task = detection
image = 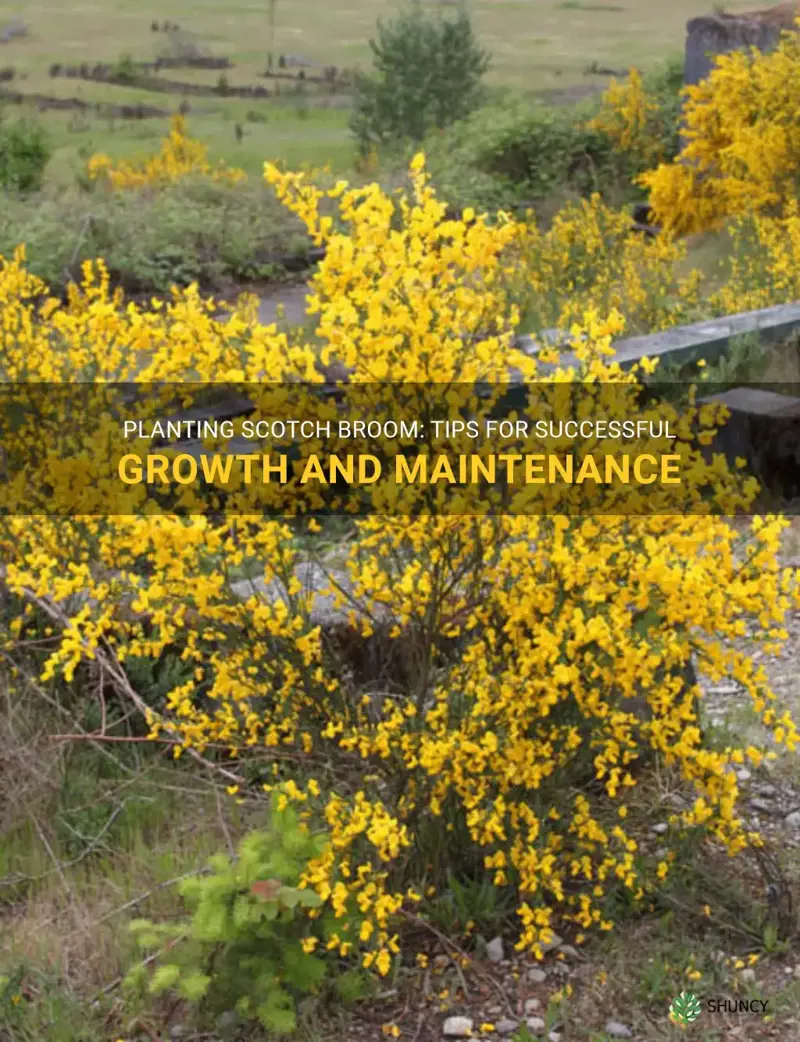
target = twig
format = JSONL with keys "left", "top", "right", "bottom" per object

{"left": 63, "top": 212, "right": 95, "bottom": 287}
{"left": 46, "top": 732, "right": 299, "bottom": 758}
{"left": 399, "top": 910, "right": 513, "bottom": 1014}
{"left": 93, "top": 867, "right": 211, "bottom": 925}
{"left": 216, "top": 785, "right": 235, "bottom": 857}
{"left": 13, "top": 586, "right": 245, "bottom": 786}
{"left": 2, "top": 802, "right": 131, "bottom": 890}
{"left": 30, "top": 812, "right": 73, "bottom": 899}
{"left": 0, "top": 649, "right": 134, "bottom": 775}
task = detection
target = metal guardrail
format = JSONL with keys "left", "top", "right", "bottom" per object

{"left": 139, "top": 300, "right": 800, "bottom": 454}
{"left": 514, "top": 301, "right": 800, "bottom": 373}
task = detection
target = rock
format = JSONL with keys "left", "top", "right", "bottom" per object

{"left": 651, "top": 822, "right": 668, "bottom": 835}
{"left": 785, "top": 810, "right": 800, "bottom": 829}
{"left": 539, "top": 932, "right": 563, "bottom": 953}
{"left": 282, "top": 53, "right": 314, "bottom": 68}
{"left": 708, "top": 682, "right": 739, "bottom": 696}
{"left": 685, "top": 8, "right": 798, "bottom": 87}
{"left": 524, "top": 998, "right": 541, "bottom": 1013}
{"left": 0, "top": 19, "right": 27, "bottom": 43}
{"left": 525, "top": 1016, "right": 546, "bottom": 1032}
{"left": 443, "top": 1016, "right": 474, "bottom": 1037}
{"left": 228, "top": 561, "right": 355, "bottom": 626}
{"left": 736, "top": 768, "right": 752, "bottom": 782}
{"left": 757, "top": 784, "right": 777, "bottom": 797}
{"left": 486, "top": 936, "right": 505, "bottom": 963}
{"left": 528, "top": 967, "right": 548, "bottom": 983}
{"left": 557, "top": 944, "right": 580, "bottom": 958}
{"left": 548, "top": 1034, "right": 561, "bottom": 1042}
{"left": 495, "top": 1019, "right": 519, "bottom": 1036}
{"left": 605, "top": 1021, "right": 633, "bottom": 1038}
{"left": 749, "top": 798, "right": 774, "bottom": 813}
{"left": 215, "top": 1011, "right": 240, "bottom": 1033}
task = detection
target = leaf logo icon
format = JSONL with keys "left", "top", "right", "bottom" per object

{"left": 669, "top": 991, "right": 702, "bottom": 1026}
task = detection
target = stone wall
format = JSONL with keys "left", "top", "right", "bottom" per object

{"left": 684, "top": 2, "right": 800, "bottom": 85}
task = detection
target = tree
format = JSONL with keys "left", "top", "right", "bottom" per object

{"left": 350, "top": 3, "right": 489, "bottom": 156}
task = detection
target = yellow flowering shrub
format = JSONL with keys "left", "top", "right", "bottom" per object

{"left": 707, "top": 200, "right": 800, "bottom": 315}
{"left": 507, "top": 193, "right": 703, "bottom": 335}
{"left": 86, "top": 114, "right": 247, "bottom": 190}
{"left": 638, "top": 19, "right": 800, "bottom": 234}
{"left": 1, "top": 156, "right": 798, "bottom": 976}
{"left": 585, "top": 68, "right": 666, "bottom": 170}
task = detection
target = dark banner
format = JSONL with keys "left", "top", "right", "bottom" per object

{"left": 0, "top": 381, "right": 798, "bottom": 515}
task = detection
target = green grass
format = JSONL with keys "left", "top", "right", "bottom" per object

{"left": 34, "top": 102, "right": 354, "bottom": 186}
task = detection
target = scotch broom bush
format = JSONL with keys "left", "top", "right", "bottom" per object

{"left": 87, "top": 114, "right": 247, "bottom": 190}
{"left": 585, "top": 68, "right": 668, "bottom": 174}
{"left": 638, "top": 18, "right": 800, "bottom": 234}
{"left": 505, "top": 193, "right": 704, "bottom": 335}
{"left": 0, "top": 157, "right": 798, "bottom": 996}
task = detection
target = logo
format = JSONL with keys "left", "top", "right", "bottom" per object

{"left": 669, "top": 991, "right": 702, "bottom": 1027}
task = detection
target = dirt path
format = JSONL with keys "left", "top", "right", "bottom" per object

{"left": 256, "top": 282, "right": 312, "bottom": 328}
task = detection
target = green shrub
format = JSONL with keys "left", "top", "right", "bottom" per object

{"left": 420, "top": 57, "right": 685, "bottom": 215}
{"left": 111, "top": 52, "right": 140, "bottom": 85}
{"left": 421, "top": 94, "right": 622, "bottom": 213}
{"left": 0, "top": 117, "right": 50, "bottom": 192}
{"left": 124, "top": 803, "right": 363, "bottom": 1035}
{"left": 0, "top": 177, "right": 309, "bottom": 294}
{"left": 350, "top": 4, "right": 489, "bottom": 156}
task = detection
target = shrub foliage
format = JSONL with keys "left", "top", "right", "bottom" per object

{"left": 639, "top": 20, "right": 800, "bottom": 233}
{"left": 0, "top": 176, "right": 308, "bottom": 294}
{"left": 350, "top": 4, "right": 489, "bottom": 155}
{"left": 0, "top": 116, "right": 50, "bottom": 192}
{"left": 420, "top": 58, "right": 684, "bottom": 214}
{"left": 125, "top": 801, "right": 366, "bottom": 1034}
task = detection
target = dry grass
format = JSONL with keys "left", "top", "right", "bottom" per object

{"left": 0, "top": 0, "right": 772, "bottom": 181}
{"left": 0, "top": 668, "right": 249, "bottom": 1007}
{"left": 0, "top": 0, "right": 774, "bottom": 93}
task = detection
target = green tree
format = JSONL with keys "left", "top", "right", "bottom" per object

{"left": 350, "top": 2, "right": 489, "bottom": 156}
{"left": 0, "top": 117, "right": 50, "bottom": 192}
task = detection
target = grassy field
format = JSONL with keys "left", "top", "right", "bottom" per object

{"left": 0, "top": 0, "right": 772, "bottom": 177}
{"left": 34, "top": 105, "right": 354, "bottom": 185}
{"left": 0, "top": 0, "right": 769, "bottom": 89}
